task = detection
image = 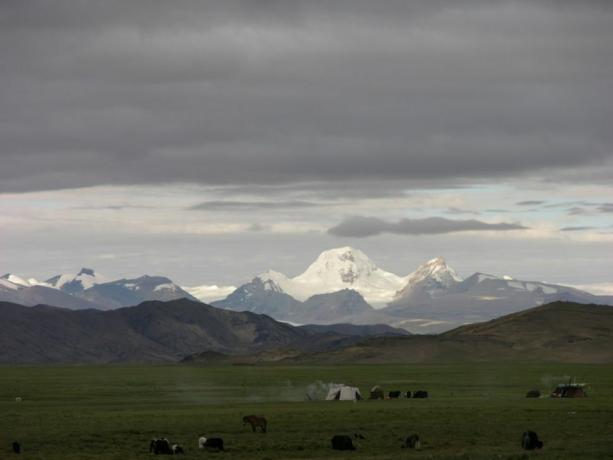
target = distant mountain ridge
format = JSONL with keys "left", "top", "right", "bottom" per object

{"left": 0, "top": 299, "right": 409, "bottom": 363}
{"left": 2, "top": 247, "right": 612, "bottom": 333}
{"left": 285, "top": 302, "right": 613, "bottom": 364}
{"left": 0, "top": 269, "right": 195, "bottom": 311}
{"left": 209, "top": 247, "right": 613, "bottom": 332}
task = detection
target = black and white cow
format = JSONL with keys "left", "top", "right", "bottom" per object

{"left": 331, "top": 435, "right": 355, "bottom": 451}
{"left": 198, "top": 436, "right": 224, "bottom": 451}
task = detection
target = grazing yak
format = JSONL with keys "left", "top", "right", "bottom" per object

{"left": 388, "top": 391, "right": 401, "bottom": 399}
{"left": 149, "top": 438, "right": 173, "bottom": 455}
{"left": 12, "top": 441, "right": 21, "bottom": 454}
{"left": 402, "top": 434, "right": 421, "bottom": 449}
{"left": 405, "top": 391, "right": 412, "bottom": 398}
{"left": 331, "top": 435, "right": 355, "bottom": 451}
{"left": 522, "top": 431, "right": 544, "bottom": 450}
{"left": 199, "top": 436, "right": 224, "bottom": 451}
{"left": 171, "top": 444, "right": 184, "bottom": 455}
{"left": 243, "top": 415, "right": 267, "bottom": 433}
{"left": 413, "top": 390, "right": 428, "bottom": 398}
{"left": 526, "top": 389, "right": 541, "bottom": 398}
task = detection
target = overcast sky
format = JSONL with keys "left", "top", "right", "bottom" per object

{"left": 1, "top": 1, "right": 612, "bottom": 292}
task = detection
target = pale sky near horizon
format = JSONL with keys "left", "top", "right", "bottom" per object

{"left": 1, "top": 1, "right": 612, "bottom": 292}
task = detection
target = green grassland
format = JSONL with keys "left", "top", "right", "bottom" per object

{"left": 1, "top": 363, "right": 612, "bottom": 459}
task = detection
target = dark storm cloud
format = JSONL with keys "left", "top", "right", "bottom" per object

{"left": 189, "top": 200, "right": 323, "bottom": 211}
{"left": 328, "top": 216, "right": 528, "bottom": 237}
{"left": 1, "top": 0, "right": 613, "bottom": 192}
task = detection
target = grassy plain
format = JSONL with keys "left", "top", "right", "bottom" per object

{"left": 1, "top": 363, "right": 612, "bottom": 459}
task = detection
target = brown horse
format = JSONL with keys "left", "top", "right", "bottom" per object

{"left": 243, "top": 415, "right": 267, "bottom": 433}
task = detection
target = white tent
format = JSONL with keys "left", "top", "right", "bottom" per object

{"left": 326, "top": 384, "right": 362, "bottom": 401}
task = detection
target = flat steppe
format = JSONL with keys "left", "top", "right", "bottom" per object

{"left": 1, "top": 363, "right": 612, "bottom": 459}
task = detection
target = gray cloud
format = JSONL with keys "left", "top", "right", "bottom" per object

{"left": 567, "top": 206, "right": 589, "bottom": 215}
{"left": 188, "top": 200, "right": 324, "bottom": 211}
{"left": 598, "top": 204, "right": 613, "bottom": 213}
{"left": 445, "top": 207, "right": 480, "bottom": 215}
{"left": 1, "top": 1, "right": 613, "bottom": 193}
{"left": 516, "top": 200, "right": 545, "bottom": 206}
{"left": 328, "top": 216, "right": 528, "bottom": 237}
{"left": 560, "top": 226, "right": 595, "bottom": 232}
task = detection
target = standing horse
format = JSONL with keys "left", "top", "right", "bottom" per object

{"left": 242, "top": 415, "right": 267, "bottom": 433}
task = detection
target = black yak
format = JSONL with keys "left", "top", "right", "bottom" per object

{"left": 522, "top": 431, "right": 543, "bottom": 450}
{"left": 388, "top": 391, "right": 401, "bottom": 399}
{"left": 149, "top": 438, "right": 173, "bottom": 455}
{"left": 12, "top": 441, "right": 21, "bottom": 454}
{"left": 402, "top": 434, "right": 421, "bottom": 449}
{"left": 413, "top": 390, "right": 428, "bottom": 398}
{"left": 331, "top": 435, "right": 355, "bottom": 451}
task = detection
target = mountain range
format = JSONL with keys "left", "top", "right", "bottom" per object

{"left": 287, "top": 301, "right": 613, "bottom": 364}
{"left": 1, "top": 269, "right": 197, "bottom": 311}
{"left": 2, "top": 298, "right": 610, "bottom": 364}
{"left": 210, "top": 247, "right": 613, "bottom": 332}
{"left": 2, "top": 247, "right": 612, "bottom": 333}
{"left": 0, "top": 299, "right": 407, "bottom": 363}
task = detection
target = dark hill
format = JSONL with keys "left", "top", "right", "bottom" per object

{"left": 0, "top": 298, "right": 404, "bottom": 363}
{"left": 287, "top": 302, "right": 613, "bottom": 364}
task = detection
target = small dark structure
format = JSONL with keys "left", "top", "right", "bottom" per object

{"left": 388, "top": 390, "right": 401, "bottom": 399}
{"left": 526, "top": 389, "right": 541, "bottom": 398}
{"left": 521, "top": 431, "right": 543, "bottom": 450}
{"left": 551, "top": 379, "right": 587, "bottom": 398}
{"left": 150, "top": 438, "right": 173, "bottom": 455}
{"left": 413, "top": 390, "right": 428, "bottom": 398}
{"left": 331, "top": 435, "right": 355, "bottom": 451}
{"left": 12, "top": 441, "right": 21, "bottom": 454}
{"left": 402, "top": 434, "right": 421, "bottom": 449}
{"left": 243, "top": 414, "right": 267, "bottom": 432}
{"left": 369, "top": 386, "right": 384, "bottom": 400}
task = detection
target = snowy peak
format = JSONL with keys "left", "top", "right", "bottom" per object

{"left": 262, "top": 246, "right": 407, "bottom": 307}
{"left": 295, "top": 246, "right": 379, "bottom": 286}
{"left": 46, "top": 268, "right": 107, "bottom": 293}
{"left": 257, "top": 270, "right": 292, "bottom": 293}
{"left": 395, "top": 257, "right": 462, "bottom": 298}
{"left": 1, "top": 273, "right": 50, "bottom": 288}
{"left": 407, "top": 257, "right": 462, "bottom": 286}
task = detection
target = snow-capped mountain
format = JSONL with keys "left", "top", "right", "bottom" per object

{"left": 183, "top": 284, "right": 237, "bottom": 303}
{"left": 235, "top": 247, "right": 407, "bottom": 308}
{"left": 46, "top": 268, "right": 108, "bottom": 294}
{"left": 77, "top": 275, "right": 198, "bottom": 310}
{"left": 213, "top": 246, "right": 613, "bottom": 332}
{"left": 1, "top": 273, "right": 51, "bottom": 288}
{"left": 394, "top": 256, "right": 462, "bottom": 300}
{"left": 0, "top": 269, "right": 197, "bottom": 311}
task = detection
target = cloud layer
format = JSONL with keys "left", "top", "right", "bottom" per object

{"left": 1, "top": 1, "right": 613, "bottom": 192}
{"left": 328, "top": 216, "right": 528, "bottom": 237}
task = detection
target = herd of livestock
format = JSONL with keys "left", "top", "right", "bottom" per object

{"left": 9, "top": 381, "right": 586, "bottom": 455}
